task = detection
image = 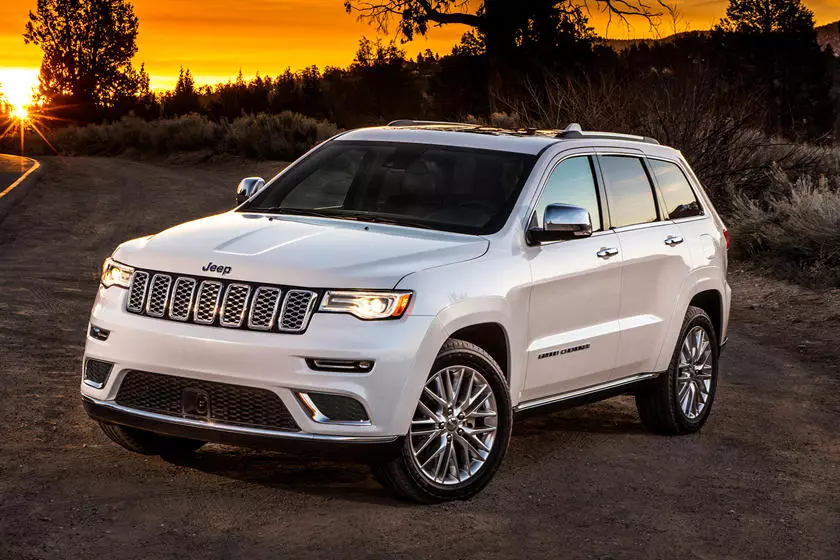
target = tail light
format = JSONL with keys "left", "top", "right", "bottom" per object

{"left": 722, "top": 228, "right": 730, "bottom": 249}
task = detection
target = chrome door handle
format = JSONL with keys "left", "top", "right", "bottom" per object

{"left": 596, "top": 247, "right": 619, "bottom": 258}
{"left": 665, "top": 236, "right": 684, "bottom": 246}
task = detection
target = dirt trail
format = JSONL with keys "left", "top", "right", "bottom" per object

{"left": 1, "top": 157, "right": 837, "bottom": 559}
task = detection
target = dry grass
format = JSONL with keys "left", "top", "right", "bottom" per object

{"left": 47, "top": 112, "right": 338, "bottom": 161}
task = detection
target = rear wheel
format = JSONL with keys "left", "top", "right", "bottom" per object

{"left": 98, "top": 421, "right": 205, "bottom": 455}
{"left": 635, "top": 306, "right": 719, "bottom": 434}
{"left": 372, "top": 339, "right": 512, "bottom": 503}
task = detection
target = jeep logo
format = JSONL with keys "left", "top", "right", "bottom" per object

{"left": 202, "top": 261, "right": 232, "bottom": 275}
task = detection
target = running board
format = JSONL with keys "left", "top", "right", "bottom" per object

{"left": 514, "top": 373, "right": 659, "bottom": 412}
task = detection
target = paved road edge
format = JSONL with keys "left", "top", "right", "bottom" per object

{"left": 0, "top": 156, "right": 41, "bottom": 223}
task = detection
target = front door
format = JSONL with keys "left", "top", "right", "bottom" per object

{"left": 522, "top": 155, "right": 622, "bottom": 402}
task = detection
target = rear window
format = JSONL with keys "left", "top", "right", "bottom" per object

{"left": 648, "top": 159, "right": 703, "bottom": 219}
{"left": 599, "top": 156, "right": 658, "bottom": 228}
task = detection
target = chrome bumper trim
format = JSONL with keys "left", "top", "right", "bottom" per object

{"left": 83, "top": 396, "right": 398, "bottom": 443}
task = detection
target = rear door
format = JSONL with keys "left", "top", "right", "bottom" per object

{"left": 522, "top": 153, "right": 623, "bottom": 402}
{"left": 596, "top": 153, "right": 694, "bottom": 378}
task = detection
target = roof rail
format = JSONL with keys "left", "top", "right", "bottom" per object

{"left": 387, "top": 119, "right": 476, "bottom": 127}
{"left": 556, "top": 123, "right": 659, "bottom": 145}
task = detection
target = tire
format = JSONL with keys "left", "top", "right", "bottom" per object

{"left": 98, "top": 421, "right": 205, "bottom": 455}
{"left": 372, "top": 339, "right": 513, "bottom": 503}
{"left": 635, "top": 306, "right": 719, "bottom": 435}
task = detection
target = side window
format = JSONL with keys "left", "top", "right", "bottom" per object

{"left": 648, "top": 159, "right": 703, "bottom": 219}
{"left": 281, "top": 149, "right": 364, "bottom": 209}
{"left": 599, "top": 156, "right": 658, "bottom": 228}
{"left": 535, "top": 156, "right": 602, "bottom": 231}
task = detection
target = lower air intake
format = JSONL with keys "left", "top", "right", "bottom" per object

{"left": 84, "top": 359, "right": 114, "bottom": 389}
{"left": 115, "top": 370, "right": 300, "bottom": 431}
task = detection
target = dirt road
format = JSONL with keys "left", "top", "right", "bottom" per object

{"left": 1, "top": 157, "right": 837, "bottom": 559}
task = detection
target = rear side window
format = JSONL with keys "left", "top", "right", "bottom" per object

{"left": 599, "top": 156, "right": 658, "bottom": 228}
{"left": 534, "top": 156, "right": 602, "bottom": 231}
{"left": 648, "top": 159, "right": 703, "bottom": 219}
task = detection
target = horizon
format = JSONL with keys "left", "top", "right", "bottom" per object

{"left": 1, "top": 0, "right": 840, "bottom": 99}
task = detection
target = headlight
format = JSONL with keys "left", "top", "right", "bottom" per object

{"left": 319, "top": 290, "right": 412, "bottom": 320}
{"left": 101, "top": 258, "right": 134, "bottom": 288}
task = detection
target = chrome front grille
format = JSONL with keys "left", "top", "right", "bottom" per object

{"left": 125, "top": 270, "right": 319, "bottom": 334}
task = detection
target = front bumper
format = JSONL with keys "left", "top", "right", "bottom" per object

{"left": 82, "top": 285, "right": 447, "bottom": 441}
{"left": 83, "top": 396, "right": 402, "bottom": 459}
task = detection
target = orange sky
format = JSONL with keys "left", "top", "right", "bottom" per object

{"left": 2, "top": 0, "right": 840, "bottom": 92}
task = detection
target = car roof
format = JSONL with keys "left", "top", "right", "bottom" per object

{"left": 336, "top": 122, "right": 679, "bottom": 158}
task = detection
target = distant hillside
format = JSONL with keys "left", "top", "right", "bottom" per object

{"left": 600, "top": 21, "right": 840, "bottom": 53}
{"left": 817, "top": 20, "right": 840, "bottom": 53}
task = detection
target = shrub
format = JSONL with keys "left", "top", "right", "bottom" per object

{"left": 730, "top": 166, "right": 840, "bottom": 286}
{"left": 46, "top": 112, "right": 338, "bottom": 160}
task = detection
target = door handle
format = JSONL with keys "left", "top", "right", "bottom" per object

{"left": 596, "top": 247, "right": 619, "bottom": 258}
{"left": 665, "top": 235, "right": 684, "bottom": 246}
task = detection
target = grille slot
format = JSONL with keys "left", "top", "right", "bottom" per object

{"left": 125, "top": 270, "right": 319, "bottom": 334}
{"left": 146, "top": 274, "right": 173, "bottom": 317}
{"left": 169, "top": 277, "right": 197, "bottom": 321}
{"left": 303, "top": 392, "right": 369, "bottom": 422}
{"left": 279, "top": 290, "right": 317, "bottom": 332}
{"left": 248, "top": 287, "right": 282, "bottom": 330}
{"left": 194, "top": 281, "right": 223, "bottom": 324}
{"left": 220, "top": 284, "right": 251, "bottom": 327}
{"left": 115, "top": 370, "right": 300, "bottom": 431}
{"left": 126, "top": 271, "right": 149, "bottom": 312}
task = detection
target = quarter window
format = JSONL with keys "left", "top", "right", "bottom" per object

{"left": 599, "top": 156, "right": 658, "bottom": 228}
{"left": 534, "top": 156, "right": 602, "bottom": 231}
{"left": 648, "top": 159, "right": 703, "bottom": 219}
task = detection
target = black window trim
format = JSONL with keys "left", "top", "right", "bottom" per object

{"left": 644, "top": 156, "right": 706, "bottom": 222}
{"left": 524, "top": 151, "right": 612, "bottom": 244}
{"left": 594, "top": 153, "right": 663, "bottom": 230}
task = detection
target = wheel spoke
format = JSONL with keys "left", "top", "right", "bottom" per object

{"left": 451, "top": 368, "right": 464, "bottom": 406}
{"left": 423, "top": 386, "right": 448, "bottom": 408}
{"left": 419, "top": 439, "right": 447, "bottom": 469}
{"left": 417, "top": 400, "right": 442, "bottom": 423}
{"left": 413, "top": 430, "right": 443, "bottom": 456}
{"left": 463, "top": 386, "right": 491, "bottom": 416}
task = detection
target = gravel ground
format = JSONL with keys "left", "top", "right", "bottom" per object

{"left": 1, "top": 156, "right": 838, "bottom": 559}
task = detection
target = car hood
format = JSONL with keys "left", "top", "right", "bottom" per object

{"left": 114, "top": 212, "right": 489, "bottom": 288}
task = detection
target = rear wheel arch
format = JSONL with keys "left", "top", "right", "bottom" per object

{"left": 688, "top": 289, "right": 723, "bottom": 342}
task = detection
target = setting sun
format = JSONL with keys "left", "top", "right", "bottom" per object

{"left": 0, "top": 68, "right": 38, "bottom": 111}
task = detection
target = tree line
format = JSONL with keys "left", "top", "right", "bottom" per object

{"left": 8, "top": 0, "right": 839, "bottom": 142}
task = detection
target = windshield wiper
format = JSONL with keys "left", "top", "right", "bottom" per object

{"left": 329, "top": 211, "right": 436, "bottom": 230}
{"left": 246, "top": 207, "right": 436, "bottom": 230}
{"left": 246, "top": 207, "right": 341, "bottom": 219}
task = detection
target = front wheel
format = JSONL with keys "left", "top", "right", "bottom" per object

{"left": 372, "top": 339, "right": 513, "bottom": 503}
{"left": 635, "top": 306, "right": 719, "bottom": 435}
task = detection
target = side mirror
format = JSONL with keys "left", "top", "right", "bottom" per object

{"left": 528, "top": 203, "right": 592, "bottom": 245}
{"left": 235, "top": 177, "right": 265, "bottom": 206}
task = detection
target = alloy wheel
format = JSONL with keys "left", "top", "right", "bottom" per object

{"left": 409, "top": 365, "right": 498, "bottom": 485}
{"left": 677, "top": 325, "right": 714, "bottom": 420}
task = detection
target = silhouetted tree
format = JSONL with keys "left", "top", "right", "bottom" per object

{"left": 720, "top": 0, "right": 814, "bottom": 33}
{"left": 165, "top": 66, "right": 202, "bottom": 115}
{"left": 23, "top": 0, "right": 146, "bottom": 120}
{"left": 344, "top": 0, "right": 668, "bottom": 105}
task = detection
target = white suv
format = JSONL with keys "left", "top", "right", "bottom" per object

{"left": 83, "top": 122, "right": 731, "bottom": 502}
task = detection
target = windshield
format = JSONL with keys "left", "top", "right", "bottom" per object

{"left": 241, "top": 141, "right": 537, "bottom": 235}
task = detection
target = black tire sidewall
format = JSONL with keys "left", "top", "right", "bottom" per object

{"left": 399, "top": 342, "right": 513, "bottom": 501}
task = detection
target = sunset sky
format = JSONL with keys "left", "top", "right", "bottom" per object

{"left": 2, "top": 0, "right": 840, "bottom": 98}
